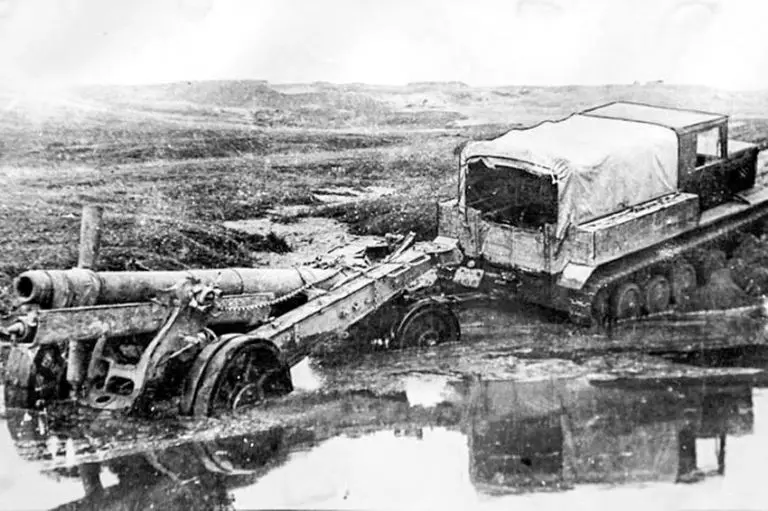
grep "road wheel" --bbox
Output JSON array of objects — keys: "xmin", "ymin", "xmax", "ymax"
[
  {"xmin": 670, "ymin": 262, "xmax": 697, "ymax": 306},
  {"xmin": 692, "ymin": 249, "xmax": 727, "ymax": 285},
  {"xmin": 643, "ymin": 275, "xmax": 671, "ymax": 314},
  {"xmin": 611, "ymin": 282, "xmax": 643, "ymax": 320}
]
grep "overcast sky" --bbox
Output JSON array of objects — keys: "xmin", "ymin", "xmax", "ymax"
[{"xmin": 1, "ymin": 0, "xmax": 767, "ymax": 90}]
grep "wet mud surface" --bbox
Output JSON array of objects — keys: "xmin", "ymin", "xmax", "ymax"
[{"xmin": 3, "ymin": 335, "xmax": 768, "ymax": 510}]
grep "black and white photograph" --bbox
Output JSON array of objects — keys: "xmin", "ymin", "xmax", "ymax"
[{"xmin": 2, "ymin": 1, "xmax": 768, "ymax": 509}]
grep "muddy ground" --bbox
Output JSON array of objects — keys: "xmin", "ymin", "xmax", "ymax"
[{"xmin": 5, "ymin": 82, "xmax": 768, "ymax": 509}]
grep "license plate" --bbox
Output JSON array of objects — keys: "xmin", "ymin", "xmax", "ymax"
[{"xmin": 453, "ymin": 267, "xmax": 484, "ymax": 288}]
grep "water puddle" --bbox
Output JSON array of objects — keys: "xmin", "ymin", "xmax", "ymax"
[
  {"xmin": 2, "ymin": 345, "xmax": 768, "ymax": 510},
  {"xmin": 290, "ymin": 358, "xmax": 325, "ymax": 393}
]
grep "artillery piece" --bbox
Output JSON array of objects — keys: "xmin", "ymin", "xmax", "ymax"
[{"xmin": 1, "ymin": 237, "xmax": 465, "ymax": 416}]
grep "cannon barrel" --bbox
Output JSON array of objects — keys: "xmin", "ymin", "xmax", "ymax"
[{"xmin": 14, "ymin": 267, "xmax": 342, "ymax": 309}]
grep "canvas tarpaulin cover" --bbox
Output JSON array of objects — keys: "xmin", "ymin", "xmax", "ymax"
[{"xmin": 459, "ymin": 114, "xmax": 679, "ymax": 238}]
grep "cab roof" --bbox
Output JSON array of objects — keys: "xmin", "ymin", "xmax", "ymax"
[{"xmin": 581, "ymin": 101, "xmax": 726, "ymax": 133}]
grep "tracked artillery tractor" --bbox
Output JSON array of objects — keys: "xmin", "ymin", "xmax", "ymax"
[
  {"xmin": 439, "ymin": 101, "xmax": 766, "ymax": 324},
  {"xmin": 2, "ymin": 101, "xmax": 767, "ymax": 416}
]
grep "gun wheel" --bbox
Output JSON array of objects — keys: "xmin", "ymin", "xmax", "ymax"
[
  {"xmin": 3, "ymin": 345, "xmax": 68, "ymax": 410},
  {"xmin": 183, "ymin": 336, "xmax": 293, "ymax": 417},
  {"xmin": 230, "ymin": 368, "xmax": 283, "ymax": 412},
  {"xmin": 392, "ymin": 300, "xmax": 460, "ymax": 349}
]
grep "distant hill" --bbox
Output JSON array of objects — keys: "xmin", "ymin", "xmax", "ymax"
[
  {"xmin": 406, "ymin": 81, "xmax": 470, "ymax": 90},
  {"xmin": 76, "ymin": 80, "xmax": 285, "ymax": 107},
  {"xmin": 4, "ymin": 80, "xmax": 768, "ymax": 135},
  {"xmin": 73, "ymin": 80, "xmax": 392, "ymax": 117}
]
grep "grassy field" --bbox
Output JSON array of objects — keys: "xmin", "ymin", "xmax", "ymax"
[{"xmin": 3, "ymin": 80, "xmax": 768, "ymax": 314}]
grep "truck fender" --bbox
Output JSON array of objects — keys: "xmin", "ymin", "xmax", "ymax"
[{"xmin": 557, "ymin": 263, "xmax": 597, "ymax": 290}]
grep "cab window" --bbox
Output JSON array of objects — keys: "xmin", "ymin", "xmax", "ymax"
[{"xmin": 696, "ymin": 126, "xmax": 723, "ymax": 166}]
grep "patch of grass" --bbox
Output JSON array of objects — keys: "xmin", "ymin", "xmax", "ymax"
[
  {"xmin": 0, "ymin": 272, "xmax": 13, "ymax": 317},
  {"xmin": 321, "ymin": 194, "xmax": 440, "ymax": 240},
  {"xmin": 97, "ymin": 218, "xmax": 291, "ymax": 272},
  {"xmin": 160, "ymin": 160, "xmax": 320, "ymax": 222},
  {"xmin": 731, "ymin": 118, "xmax": 768, "ymax": 148},
  {"xmin": 381, "ymin": 110, "xmax": 467, "ymax": 127},
  {"xmin": 3, "ymin": 122, "xmax": 404, "ymax": 166},
  {"xmin": 0, "ymin": 215, "xmax": 289, "ymax": 276}
]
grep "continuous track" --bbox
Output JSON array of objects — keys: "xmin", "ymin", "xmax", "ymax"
[{"xmin": 568, "ymin": 194, "xmax": 768, "ymax": 325}]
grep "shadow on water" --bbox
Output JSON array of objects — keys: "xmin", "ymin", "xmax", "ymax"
[{"xmin": 2, "ymin": 343, "xmax": 767, "ymax": 510}]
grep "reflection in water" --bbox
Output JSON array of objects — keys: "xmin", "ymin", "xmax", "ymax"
[
  {"xmin": 0, "ymin": 372, "xmax": 761, "ymax": 510},
  {"xmin": 67, "ymin": 429, "xmax": 313, "ymax": 511},
  {"xmin": 464, "ymin": 378, "xmax": 751, "ymax": 493},
  {"xmin": 26, "ymin": 426, "xmax": 315, "ymax": 511}
]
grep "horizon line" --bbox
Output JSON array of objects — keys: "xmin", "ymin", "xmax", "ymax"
[{"xmin": 9, "ymin": 79, "xmax": 768, "ymax": 94}]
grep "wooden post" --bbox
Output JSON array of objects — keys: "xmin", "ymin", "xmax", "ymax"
[
  {"xmin": 78, "ymin": 462, "xmax": 103, "ymax": 496},
  {"xmin": 717, "ymin": 433, "xmax": 726, "ymax": 475},
  {"xmin": 77, "ymin": 205, "xmax": 103, "ymax": 269},
  {"xmin": 69, "ymin": 205, "xmax": 103, "ymax": 398}
]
